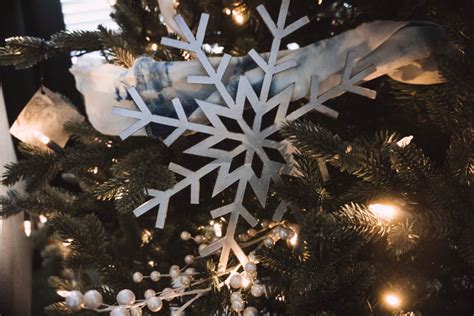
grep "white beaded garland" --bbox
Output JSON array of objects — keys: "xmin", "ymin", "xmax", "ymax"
[
  {"xmin": 231, "ymin": 299, "xmax": 245, "ymax": 312},
  {"xmin": 184, "ymin": 254, "xmax": 194, "ymax": 265},
  {"xmin": 130, "ymin": 306, "xmax": 142, "ymax": 316},
  {"xmin": 116, "ymin": 289, "xmax": 136, "ymax": 305},
  {"xmin": 180, "ymin": 231, "xmax": 191, "ymax": 240},
  {"xmin": 185, "ymin": 267, "xmax": 196, "ymax": 275},
  {"xmin": 194, "ymin": 235, "xmax": 204, "ymax": 244},
  {"xmin": 229, "ymin": 274, "xmax": 243, "ymax": 289},
  {"xmin": 263, "ymin": 237, "xmax": 275, "ymax": 248},
  {"xmin": 110, "ymin": 306, "xmax": 130, "ymax": 316},
  {"xmin": 180, "ymin": 274, "xmax": 192, "ymax": 287},
  {"xmin": 244, "ymin": 262, "xmax": 257, "ymax": 274},
  {"xmin": 146, "ymin": 296, "xmax": 163, "ymax": 312},
  {"xmin": 198, "ymin": 243, "xmax": 208, "ymax": 252},
  {"xmin": 243, "ymin": 306, "xmax": 259, "ymax": 316},
  {"xmin": 65, "ymin": 290, "xmax": 84, "ymax": 311},
  {"xmin": 161, "ymin": 287, "xmax": 175, "ymax": 301},
  {"xmin": 251, "ymin": 284, "xmax": 264, "ymax": 297},
  {"xmin": 150, "ymin": 271, "xmax": 161, "ymax": 282},
  {"xmin": 247, "ymin": 228, "xmax": 257, "ymax": 237},
  {"xmin": 83, "ymin": 290, "xmax": 103, "ymax": 309},
  {"xmin": 169, "ymin": 265, "xmax": 181, "ymax": 279},
  {"xmin": 132, "ymin": 272, "xmax": 143, "ymax": 283},
  {"xmin": 144, "ymin": 289, "xmax": 156, "ymax": 299},
  {"xmin": 230, "ymin": 291, "xmax": 242, "ymax": 302}
]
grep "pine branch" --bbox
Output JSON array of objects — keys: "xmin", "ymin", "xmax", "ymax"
[
  {"xmin": 2, "ymin": 143, "xmax": 61, "ymax": 191},
  {"xmin": 0, "ymin": 31, "xmax": 102, "ymax": 69}
]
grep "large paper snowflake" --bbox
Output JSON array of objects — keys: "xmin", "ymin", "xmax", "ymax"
[{"xmin": 113, "ymin": 0, "xmax": 376, "ymax": 272}]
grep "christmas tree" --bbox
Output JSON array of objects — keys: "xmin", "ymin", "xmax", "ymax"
[{"xmin": 0, "ymin": 0, "xmax": 473, "ymax": 315}]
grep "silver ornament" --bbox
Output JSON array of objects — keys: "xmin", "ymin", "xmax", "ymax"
[{"xmin": 180, "ymin": 231, "xmax": 191, "ymax": 240}]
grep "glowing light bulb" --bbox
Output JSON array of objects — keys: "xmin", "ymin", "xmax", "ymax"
[
  {"xmin": 224, "ymin": 8, "xmax": 232, "ymax": 15},
  {"xmin": 289, "ymin": 233, "xmax": 298, "ymax": 246},
  {"xmin": 23, "ymin": 220, "xmax": 32, "ymax": 237},
  {"xmin": 287, "ymin": 42, "xmax": 300, "ymax": 50},
  {"xmin": 231, "ymin": 4, "xmax": 250, "ymax": 25},
  {"xmin": 368, "ymin": 203, "xmax": 398, "ymax": 221},
  {"xmin": 383, "ymin": 292, "xmax": 402, "ymax": 309},
  {"xmin": 213, "ymin": 222, "xmax": 223, "ymax": 237},
  {"xmin": 62, "ymin": 238, "xmax": 73, "ymax": 247},
  {"xmin": 39, "ymin": 214, "xmax": 48, "ymax": 224},
  {"xmin": 151, "ymin": 43, "xmax": 158, "ymax": 51}
]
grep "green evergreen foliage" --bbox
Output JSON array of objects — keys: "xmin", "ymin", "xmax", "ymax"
[{"xmin": 1, "ymin": 0, "xmax": 473, "ymax": 315}]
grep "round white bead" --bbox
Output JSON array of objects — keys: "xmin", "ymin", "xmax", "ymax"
[
  {"xmin": 132, "ymin": 272, "xmax": 143, "ymax": 283},
  {"xmin": 243, "ymin": 306, "xmax": 259, "ymax": 316},
  {"xmin": 251, "ymin": 284, "xmax": 264, "ymax": 297},
  {"xmin": 180, "ymin": 275, "xmax": 192, "ymax": 287},
  {"xmin": 229, "ymin": 274, "xmax": 243, "ymax": 289},
  {"xmin": 116, "ymin": 289, "xmax": 136, "ymax": 305},
  {"xmin": 231, "ymin": 299, "xmax": 245, "ymax": 312},
  {"xmin": 244, "ymin": 262, "xmax": 257, "ymax": 273},
  {"xmin": 239, "ymin": 233, "xmax": 250, "ymax": 242},
  {"xmin": 180, "ymin": 231, "xmax": 191, "ymax": 241},
  {"xmin": 130, "ymin": 306, "xmax": 142, "ymax": 316},
  {"xmin": 198, "ymin": 243, "xmax": 208, "ymax": 252},
  {"xmin": 146, "ymin": 296, "xmax": 163, "ymax": 312},
  {"xmin": 144, "ymin": 289, "xmax": 156, "ymax": 299},
  {"xmin": 110, "ymin": 306, "xmax": 130, "ymax": 316},
  {"xmin": 83, "ymin": 290, "xmax": 103, "ymax": 309},
  {"xmin": 247, "ymin": 228, "xmax": 257, "ymax": 237},
  {"xmin": 161, "ymin": 288, "xmax": 174, "ymax": 301},
  {"xmin": 194, "ymin": 235, "xmax": 204, "ymax": 244},
  {"xmin": 184, "ymin": 255, "xmax": 194, "ymax": 265},
  {"xmin": 169, "ymin": 265, "xmax": 181, "ymax": 279},
  {"xmin": 185, "ymin": 267, "xmax": 196, "ymax": 275},
  {"xmin": 65, "ymin": 290, "xmax": 83, "ymax": 311},
  {"xmin": 263, "ymin": 237, "xmax": 275, "ymax": 248},
  {"xmin": 248, "ymin": 252, "xmax": 260, "ymax": 263},
  {"xmin": 150, "ymin": 271, "xmax": 161, "ymax": 282},
  {"xmin": 230, "ymin": 291, "xmax": 241, "ymax": 302}
]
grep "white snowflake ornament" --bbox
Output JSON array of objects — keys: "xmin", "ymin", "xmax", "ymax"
[{"xmin": 112, "ymin": 0, "xmax": 376, "ymax": 272}]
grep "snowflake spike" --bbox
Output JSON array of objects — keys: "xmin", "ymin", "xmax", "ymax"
[
  {"xmin": 276, "ymin": 0, "xmax": 290, "ymax": 30},
  {"xmin": 173, "ymin": 15, "xmax": 197, "ymax": 43},
  {"xmin": 195, "ymin": 14, "xmax": 210, "ymax": 45},
  {"xmin": 256, "ymin": 5, "xmax": 278, "ymax": 38}
]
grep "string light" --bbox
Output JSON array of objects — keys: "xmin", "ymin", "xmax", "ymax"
[
  {"xmin": 63, "ymin": 238, "xmax": 74, "ymax": 247},
  {"xmin": 39, "ymin": 214, "xmax": 48, "ymax": 224},
  {"xmin": 151, "ymin": 43, "xmax": 159, "ymax": 51},
  {"xmin": 287, "ymin": 42, "xmax": 300, "ymax": 50},
  {"xmin": 213, "ymin": 222, "xmax": 223, "ymax": 237},
  {"xmin": 368, "ymin": 203, "xmax": 399, "ymax": 221},
  {"xmin": 23, "ymin": 219, "xmax": 32, "ymax": 237},
  {"xmin": 383, "ymin": 292, "xmax": 402, "ymax": 309},
  {"xmin": 289, "ymin": 233, "xmax": 298, "ymax": 246}
]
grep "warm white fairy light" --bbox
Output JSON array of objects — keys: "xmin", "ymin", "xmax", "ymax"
[
  {"xmin": 368, "ymin": 203, "xmax": 399, "ymax": 221},
  {"xmin": 396, "ymin": 135, "xmax": 413, "ymax": 148},
  {"xmin": 213, "ymin": 222, "xmax": 223, "ymax": 237},
  {"xmin": 39, "ymin": 214, "xmax": 48, "ymax": 224},
  {"xmin": 151, "ymin": 43, "xmax": 159, "ymax": 51},
  {"xmin": 63, "ymin": 238, "xmax": 74, "ymax": 247},
  {"xmin": 383, "ymin": 292, "xmax": 402, "ymax": 309},
  {"xmin": 289, "ymin": 233, "xmax": 298, "ymax": 246},
  {"xmin": 23, "ymin": 220, "xmax": 32, "ymax": 237},
  {"xmin": 287, "ymin": 42, "xmax": 300, "ymax": 50}
]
